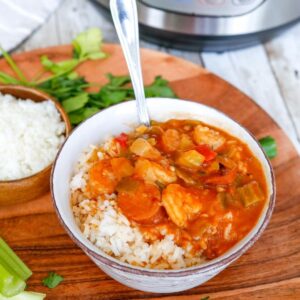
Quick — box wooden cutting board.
[0,45,299,300]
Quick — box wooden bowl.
[0,85,71,206]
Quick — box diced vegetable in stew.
[82,119,267,260]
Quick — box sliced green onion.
[0,291,46,300]
[0,238,32,281]
[259,136,278,159]
[0,264,25,297]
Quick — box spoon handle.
[110,0,150,126]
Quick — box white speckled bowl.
[51,98,275,293]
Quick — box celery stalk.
[0,46,28,83]
[0,291,46,300]
[0,264,25,297]
[0,239,32,281]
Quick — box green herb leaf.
[35,28,107,85]
[40,55,78,75]
[99,87,128,107]
[42,272,63,289]
[201,297,209,300]
[67,72,79,80]
[72,28,106,61]
[259,136,277,159]
[68,106,100,125]
[83,106,100,119]
[106,73,131,87]
[68,108,85,125]
[38,75,89,101]
[62,93,89,113]
[144,76,177,98]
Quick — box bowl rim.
[0,84,72,184]
[51,98,276,277]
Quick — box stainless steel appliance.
[95,0,300,51]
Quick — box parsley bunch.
[0,28,176,126]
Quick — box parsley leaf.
[69,106,100,125]
[106,73,131,87]
[62,93,89,113]
[40,55,78,75]
[201,297,210,300]
[42,272,63,289]
[37,74,89,101]
[259,136,277,159]
[35,28,107,85]
[76,74,176,124]
[72,28,107,61]
[144,76,176,98]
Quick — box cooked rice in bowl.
[70,118,268,271]
[71,144,205,270]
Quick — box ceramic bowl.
[0,85,71,206]
[51,98,275,293]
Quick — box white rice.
[0,93,65,180]
[71,143,205,270]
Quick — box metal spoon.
[110,0,150,126]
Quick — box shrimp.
[193,124,225,150]
[110,157,134,180]
[134,158,177,185]
[87,157,134,196]
[162,184,203,228]
[87,160,118,196]
[161,129,180,152]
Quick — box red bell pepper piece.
[115,133,128,148]
[205,168,237,185]
[195,144,217,162]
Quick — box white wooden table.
[17,0,300,151]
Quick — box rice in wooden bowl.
[0,85,71,205]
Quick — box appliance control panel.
[140,0,265,17]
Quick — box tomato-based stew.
[82,119,267,263]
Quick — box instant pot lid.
[94,0,300,52]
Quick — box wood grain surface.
[0,45,299,300]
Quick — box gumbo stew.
[85,119,267,260]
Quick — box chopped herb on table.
[259,136,277,159]
[42,272,63,289]
[0,28,176,126]
[0,238,45,299]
